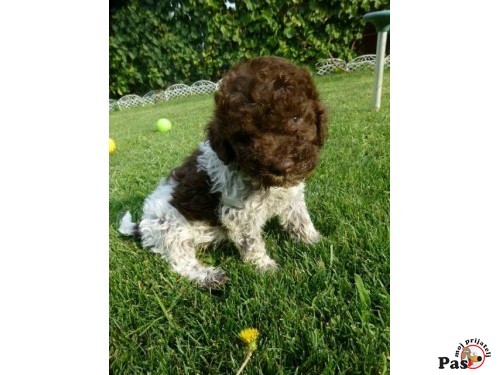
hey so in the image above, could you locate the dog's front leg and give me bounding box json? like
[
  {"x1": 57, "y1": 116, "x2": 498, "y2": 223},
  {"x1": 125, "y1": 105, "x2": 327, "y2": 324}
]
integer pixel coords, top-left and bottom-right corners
[
  {"x1": 278, "y1": 185, "x2": 321, "y2": 244},
  {"x1": 221, "y1": 206, "x2": 278, "y2": 271}
]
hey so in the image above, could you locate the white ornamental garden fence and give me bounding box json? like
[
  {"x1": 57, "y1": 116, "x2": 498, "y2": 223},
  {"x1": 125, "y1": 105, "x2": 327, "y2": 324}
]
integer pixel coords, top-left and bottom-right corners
[{"x1": 110, "y1": 55, "x2": 389, "y2": 112}]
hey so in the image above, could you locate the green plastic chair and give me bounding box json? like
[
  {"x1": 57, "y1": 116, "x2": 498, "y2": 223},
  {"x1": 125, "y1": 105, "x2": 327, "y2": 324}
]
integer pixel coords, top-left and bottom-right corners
[{"x1": 363, "y1": 10, "x2": 390, "y2": 111}]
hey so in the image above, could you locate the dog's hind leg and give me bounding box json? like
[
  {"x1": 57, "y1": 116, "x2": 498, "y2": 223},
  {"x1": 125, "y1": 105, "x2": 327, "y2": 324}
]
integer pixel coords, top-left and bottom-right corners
[
  {"x1": 168, "y1": 247, "x2": 228, "y2": 289},
  {"x1": 138, "y1": 181, "x2": 228, "y2": 289},
  {"x1": 140, "y1": 219, "x2": 228, "y2": 289}
]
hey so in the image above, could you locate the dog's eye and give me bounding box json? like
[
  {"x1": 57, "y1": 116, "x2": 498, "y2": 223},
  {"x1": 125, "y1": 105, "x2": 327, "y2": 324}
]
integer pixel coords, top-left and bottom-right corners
[
  {"x1": 234, "y1": 132, "x2": 250, "y2": 145},
  {"x1": 291, "y1": 115, "x2": 301, "y2": 124}
]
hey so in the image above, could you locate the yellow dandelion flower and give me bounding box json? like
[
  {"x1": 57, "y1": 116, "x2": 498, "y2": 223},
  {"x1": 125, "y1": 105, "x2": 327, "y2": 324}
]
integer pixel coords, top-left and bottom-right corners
[
  {"x1": 239, "y1": 328, "x2": 259, "y2": 345},
  {"x1": 236, "y1": 328, "x2": 260, "y2": 375}
]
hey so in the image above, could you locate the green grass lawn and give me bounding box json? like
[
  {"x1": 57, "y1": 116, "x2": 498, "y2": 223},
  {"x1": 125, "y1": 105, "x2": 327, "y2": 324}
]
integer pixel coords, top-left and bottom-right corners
[{"x1": 109, "y1": 70, "x2": 390, "y2": 374}]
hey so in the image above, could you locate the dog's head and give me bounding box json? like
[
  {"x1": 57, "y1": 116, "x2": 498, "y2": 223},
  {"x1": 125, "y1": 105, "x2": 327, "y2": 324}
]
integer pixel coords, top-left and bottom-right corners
[
  {"x1": 461, "y1": 347, "x2": 482, "y2": 363},
  {"x1": 208, "y1": 56, "x2": 328, "y2": 187}
]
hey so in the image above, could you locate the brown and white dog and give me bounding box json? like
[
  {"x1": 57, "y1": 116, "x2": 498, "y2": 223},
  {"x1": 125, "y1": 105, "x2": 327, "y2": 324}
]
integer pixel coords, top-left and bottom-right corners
[{"x1": 119, "y1": 56, "x2": 328, "y2": 288}]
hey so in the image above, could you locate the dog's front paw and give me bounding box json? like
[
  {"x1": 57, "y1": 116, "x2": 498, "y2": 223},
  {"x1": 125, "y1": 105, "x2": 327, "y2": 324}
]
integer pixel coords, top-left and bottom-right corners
[
  {"x1": 304, "y1": 229, "x2": 322, "y2": 244},
  {"x1": 290, "y1": 227, "x2": 321, "y2": 244},
  {"x1": 253, "y1": 255, "x2": 279, "y2": 273},
  {"x1": 198, "y1": 267, "x2": 229, "y2": 289}
]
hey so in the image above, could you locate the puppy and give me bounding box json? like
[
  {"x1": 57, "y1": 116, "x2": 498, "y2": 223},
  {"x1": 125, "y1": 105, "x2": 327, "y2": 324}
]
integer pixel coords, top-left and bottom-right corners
[{"x1": 119, "y1": 56, "x2": 328, "y2": 288}]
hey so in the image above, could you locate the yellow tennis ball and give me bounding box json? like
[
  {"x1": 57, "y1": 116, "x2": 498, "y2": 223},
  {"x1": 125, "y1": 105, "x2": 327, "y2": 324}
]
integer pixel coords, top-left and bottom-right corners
[
  {"x1": 156, "y1": 118, "x2": 172, "y2": 132},
  {"x1": 109, "y1": 138, "x2": 117, "y2": 154}
]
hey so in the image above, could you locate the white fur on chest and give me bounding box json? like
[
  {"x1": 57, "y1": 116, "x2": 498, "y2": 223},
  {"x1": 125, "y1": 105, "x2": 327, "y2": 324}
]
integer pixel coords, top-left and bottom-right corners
[{"x1": 197, "y1": 141, "x2": 305, "y2": 228}]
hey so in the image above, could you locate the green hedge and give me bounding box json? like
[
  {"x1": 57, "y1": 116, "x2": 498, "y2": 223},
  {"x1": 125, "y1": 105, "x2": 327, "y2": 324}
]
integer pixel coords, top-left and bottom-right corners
[{"x1": 109, "y1": 0, "x2": 389, "y2": 98}]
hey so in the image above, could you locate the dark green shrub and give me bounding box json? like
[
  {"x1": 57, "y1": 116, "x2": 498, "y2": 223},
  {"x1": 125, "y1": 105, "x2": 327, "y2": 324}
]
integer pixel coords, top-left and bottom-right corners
[{"x1": 109, "y1": 0, "x2": 388, "y2": 98}]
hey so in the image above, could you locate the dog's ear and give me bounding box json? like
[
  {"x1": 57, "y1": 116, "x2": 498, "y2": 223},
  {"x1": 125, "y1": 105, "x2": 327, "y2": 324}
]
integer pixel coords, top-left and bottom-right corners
[
  {"x1": 461, "y1": 348, "x2": 470, "y2": 360},
  {"x1": 314, "y1": 102, "x2": 329, "y2": 147},
  {"x1": 211, "y1": 80, "x2": 251, "y2": 163},
  {"x1": 207, "y1": 118, "x2": 235, "y2": 164}
]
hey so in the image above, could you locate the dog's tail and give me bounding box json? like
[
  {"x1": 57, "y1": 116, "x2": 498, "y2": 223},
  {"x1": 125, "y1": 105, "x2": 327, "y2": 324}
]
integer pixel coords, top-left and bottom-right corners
[{"x1": 119, "y1": 211, "x2": 141, "y2": 238}]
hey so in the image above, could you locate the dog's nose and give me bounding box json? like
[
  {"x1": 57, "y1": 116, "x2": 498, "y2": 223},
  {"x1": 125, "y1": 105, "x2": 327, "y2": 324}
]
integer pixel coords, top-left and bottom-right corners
[
  {"x1": 269, "y1": 160, "x2": 294, "y2": 175},
  {"x1": 476, "y1": 356, "x2": 482, "y2": 361}
]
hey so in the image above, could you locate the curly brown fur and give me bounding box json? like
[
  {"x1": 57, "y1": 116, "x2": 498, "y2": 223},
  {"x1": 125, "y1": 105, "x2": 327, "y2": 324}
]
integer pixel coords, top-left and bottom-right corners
[
  {"x1": 169, "y1": 150, "x2": 221, "y2": 226},
  {"x1": 208, "y1": 56, "x2": 328, "y2": 187}
]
